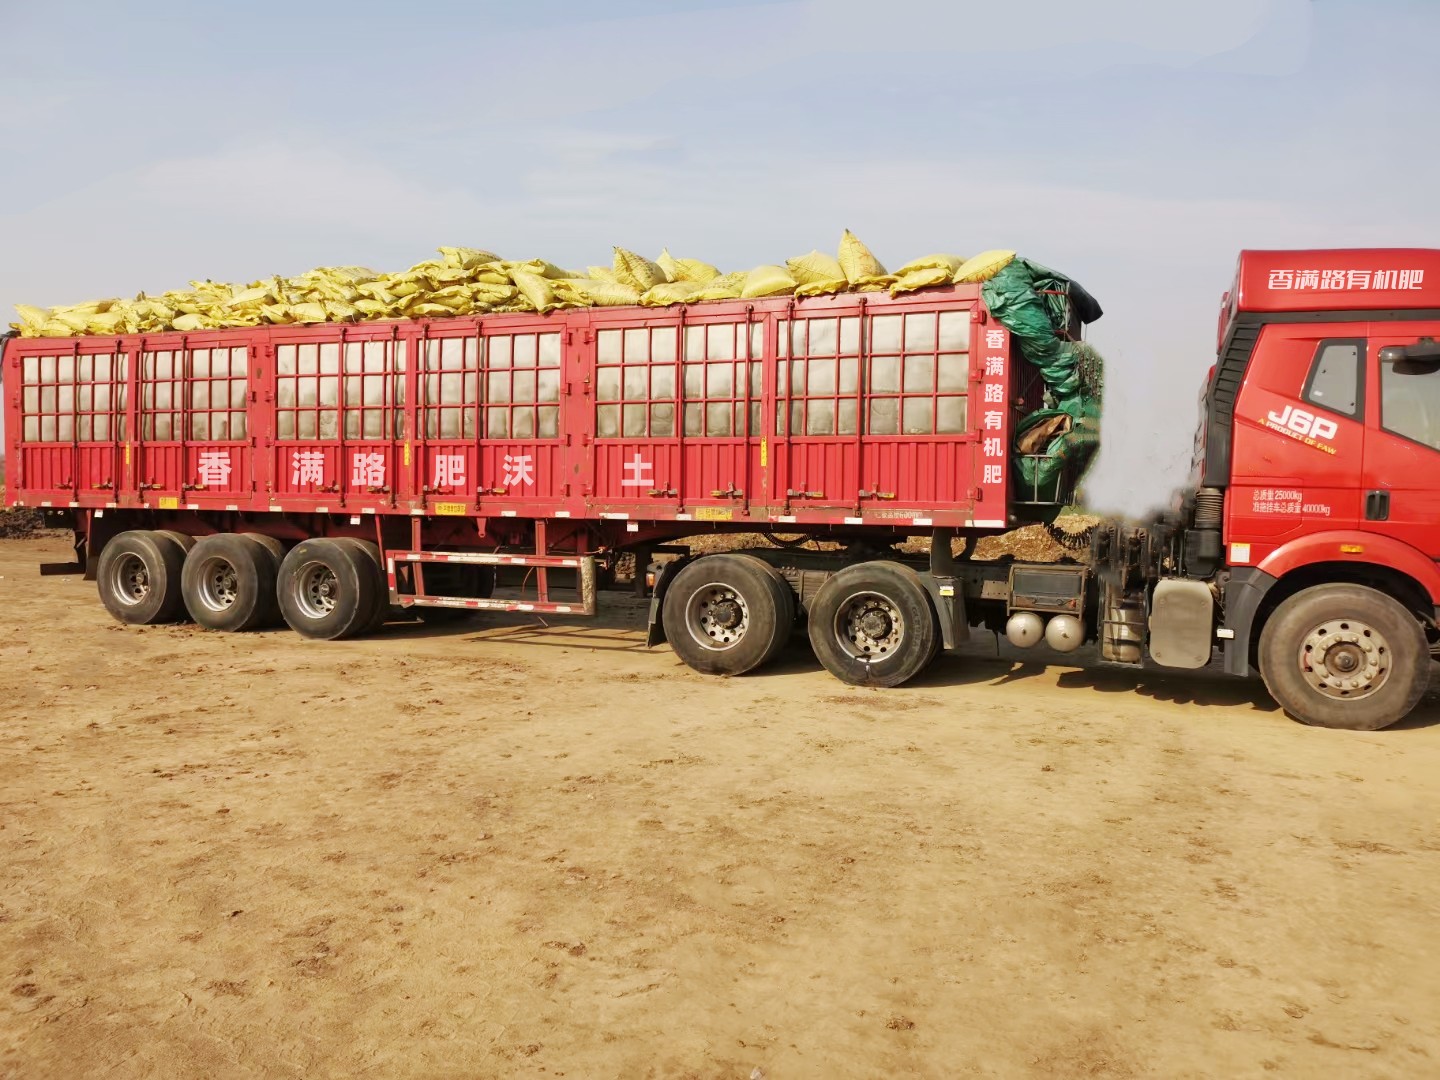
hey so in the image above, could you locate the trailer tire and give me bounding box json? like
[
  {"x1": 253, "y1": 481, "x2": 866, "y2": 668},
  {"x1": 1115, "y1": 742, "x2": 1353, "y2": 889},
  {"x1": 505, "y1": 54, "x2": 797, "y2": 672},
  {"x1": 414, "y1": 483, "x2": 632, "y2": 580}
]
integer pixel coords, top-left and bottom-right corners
[
  {"x1": 239, "y1": 533, "x2": 287, "y2": 626},
  {"x1": 753, "y1": 559, "x2": 797, "y2": 665},
  {"x1": 277, "y1": 538, "x2": 380, "y2": 641},
  {"x1": 662, "y1": 554, "x2": 790, "y2": 675},
  {"x1": 1258, "y1": 583, "x2": 1429, "y2": 731},
  {"x1": 96, "y1": 530, "x2": 188, "y2": 625},
  {"x1": 181, "y1": 533, "x2": 276, "y2": 633},
  {"x1": 152, "y1": 529, "x2": 196, "y2": 556},
  {"x1": 334, "y1": 538, "x2": 390, "y2": 634},
  {"x1": 807, "y1": 561, "x2": 938, "y2": 687}
]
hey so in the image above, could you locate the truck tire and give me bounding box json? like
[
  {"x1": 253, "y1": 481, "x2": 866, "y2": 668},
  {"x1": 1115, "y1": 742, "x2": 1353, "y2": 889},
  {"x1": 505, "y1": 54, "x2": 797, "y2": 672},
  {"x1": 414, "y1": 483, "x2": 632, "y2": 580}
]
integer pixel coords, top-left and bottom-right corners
[
  {"x1": 239, "y1": 532, "x2": 288, "y2": 627},
  {"x1": 807, "y1": 560, "x2": 938, "y2": 687},
  {"x1": 334, "y1": 537, "x2": 390, "y2": 634},
  {"x1": 96, "y1": 530, "x2": 188, "y2": 625},
  {"x1": 153, "y1": 529, "x2": 196, "y2": 556},
  {"x1": 277, "y1": 538, "x2": 380, "y2": 641},
  {"x1": 752, "y1": 559, "x2": 797, "y2": 665},
  {"x1": 1258, "y1": 583, "x2": 1429, "y2": 731},
  {"x1": 181, "y1": 533, "x2": 276, "y2": 633},
  {"x1": 662, "y1": 554, "x2": 791, "y2": 675}
]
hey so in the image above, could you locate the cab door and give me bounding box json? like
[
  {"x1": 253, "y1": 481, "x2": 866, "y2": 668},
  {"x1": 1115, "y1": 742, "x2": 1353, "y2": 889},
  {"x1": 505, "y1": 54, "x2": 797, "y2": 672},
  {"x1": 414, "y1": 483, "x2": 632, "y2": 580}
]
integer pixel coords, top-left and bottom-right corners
[
  {"x1": 1228, "y1": 331, "x2": 1365, "y2": 545},
  {"x1": 1360, "y1": 327, "x2": 1440, "y2": 558}
]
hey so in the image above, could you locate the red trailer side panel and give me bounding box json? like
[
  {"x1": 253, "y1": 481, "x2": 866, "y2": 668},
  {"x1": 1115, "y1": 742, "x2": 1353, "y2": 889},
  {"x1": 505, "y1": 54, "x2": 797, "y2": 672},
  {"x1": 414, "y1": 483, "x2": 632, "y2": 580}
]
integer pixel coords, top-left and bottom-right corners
[{"x1": 5, "y1": 286, "x2": 1021, "y2": 532}]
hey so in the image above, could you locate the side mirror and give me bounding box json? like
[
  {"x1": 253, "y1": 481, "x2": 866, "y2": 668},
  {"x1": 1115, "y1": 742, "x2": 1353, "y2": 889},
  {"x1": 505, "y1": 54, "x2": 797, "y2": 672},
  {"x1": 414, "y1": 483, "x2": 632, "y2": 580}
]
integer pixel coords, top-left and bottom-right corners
[{"x1": 1380, "y1": 338, "x2": 1440, "y2": 364}]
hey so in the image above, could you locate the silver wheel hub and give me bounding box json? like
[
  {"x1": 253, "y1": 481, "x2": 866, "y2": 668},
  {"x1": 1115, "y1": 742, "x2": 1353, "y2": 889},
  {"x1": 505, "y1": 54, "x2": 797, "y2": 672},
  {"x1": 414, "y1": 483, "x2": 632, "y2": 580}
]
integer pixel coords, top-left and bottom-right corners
[
  {"x1": 1301, "y1": 619, "x2": 1390, "y2": 701},
  {"x1": 836, "y1": 592, "x2": 905, "y2": 661},
  {"x1": 196, "y1": 556, "x2": 239, "y2": 612},
  {"x1": 297, "y1": 563, "x2": 340, "y2": 620},
  {"x1": 685, "y1": 584, "x2": 750, "y2": 650},
  {"x1": 112, "y1": 554, "x2": 150, "y2": 606}
]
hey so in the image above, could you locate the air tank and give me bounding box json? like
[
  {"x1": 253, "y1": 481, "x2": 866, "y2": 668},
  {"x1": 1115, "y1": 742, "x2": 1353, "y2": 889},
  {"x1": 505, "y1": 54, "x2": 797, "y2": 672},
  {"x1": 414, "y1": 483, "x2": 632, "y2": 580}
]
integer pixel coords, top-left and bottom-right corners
[
  {"x1": 1005, "y1": 611, "x2": 1044, "y2": 648},
  {"x1": 1044, "y1": 614, "x2": 1084, "y2": 653}
]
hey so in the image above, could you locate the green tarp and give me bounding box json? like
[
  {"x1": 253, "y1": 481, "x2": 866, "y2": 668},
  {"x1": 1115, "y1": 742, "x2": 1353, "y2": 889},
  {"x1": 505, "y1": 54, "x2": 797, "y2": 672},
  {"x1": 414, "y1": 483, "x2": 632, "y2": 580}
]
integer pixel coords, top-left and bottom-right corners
[{"x1": 981, "y1": 258, "x2": 1104, "y2": 507}]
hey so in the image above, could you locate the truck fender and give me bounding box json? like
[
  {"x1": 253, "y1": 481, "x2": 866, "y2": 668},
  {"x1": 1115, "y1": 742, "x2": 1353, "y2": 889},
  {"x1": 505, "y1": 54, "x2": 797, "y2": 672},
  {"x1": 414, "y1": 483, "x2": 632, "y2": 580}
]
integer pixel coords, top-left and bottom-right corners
[
  {"x1": 1257, "y1": 530, "x2": 1440, "y2": 603},
  {"x1": 645, "y1": 555, "x2": 692, "y2": 648},
  {"x1": 1223, "y1": 531, "x2": 1440, "y2": 676}
]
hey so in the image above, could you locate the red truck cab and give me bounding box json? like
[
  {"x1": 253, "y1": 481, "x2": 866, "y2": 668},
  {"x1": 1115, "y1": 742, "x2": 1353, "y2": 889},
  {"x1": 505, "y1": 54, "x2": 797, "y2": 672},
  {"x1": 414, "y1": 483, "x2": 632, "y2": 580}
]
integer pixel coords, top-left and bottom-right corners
[{"x1": 1195, "y1": 250, "x2": 1440, "y2": 726}]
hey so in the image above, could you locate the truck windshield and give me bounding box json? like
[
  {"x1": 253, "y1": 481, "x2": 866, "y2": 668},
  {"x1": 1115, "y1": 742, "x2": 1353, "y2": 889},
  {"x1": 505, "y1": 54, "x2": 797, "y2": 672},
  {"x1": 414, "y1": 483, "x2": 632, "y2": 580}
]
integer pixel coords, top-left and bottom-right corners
[{"x1": 1381, "y1": 357, "x2": 1440, "y2": 451}]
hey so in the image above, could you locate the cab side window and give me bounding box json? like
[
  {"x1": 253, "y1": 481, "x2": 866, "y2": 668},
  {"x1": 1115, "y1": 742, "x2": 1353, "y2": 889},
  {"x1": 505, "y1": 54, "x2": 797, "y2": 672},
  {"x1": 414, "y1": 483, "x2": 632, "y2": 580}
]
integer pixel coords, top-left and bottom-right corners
[
  {"x1": 1381, "y1": 353, "x2": 1440, "y2": 451},
  {"x1": 1303, "y1": 340, "x2": 1362, "y2": 417}
]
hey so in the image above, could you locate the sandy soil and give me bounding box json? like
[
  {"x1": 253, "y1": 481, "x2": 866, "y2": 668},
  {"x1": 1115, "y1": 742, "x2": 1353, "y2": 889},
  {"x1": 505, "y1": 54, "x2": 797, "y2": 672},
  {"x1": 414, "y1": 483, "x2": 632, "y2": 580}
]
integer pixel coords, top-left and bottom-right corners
[{"x1": 2, "y1": 534, "x2": 1439, "y2": 1079}]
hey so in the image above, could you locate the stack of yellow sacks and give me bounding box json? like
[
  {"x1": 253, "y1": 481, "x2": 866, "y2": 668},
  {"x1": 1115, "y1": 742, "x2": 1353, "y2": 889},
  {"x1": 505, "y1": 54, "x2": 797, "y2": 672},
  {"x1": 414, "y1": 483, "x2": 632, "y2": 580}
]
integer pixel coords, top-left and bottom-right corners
[{"x1": 10, "y1": 232, "x2": 1017, "y2": 339}]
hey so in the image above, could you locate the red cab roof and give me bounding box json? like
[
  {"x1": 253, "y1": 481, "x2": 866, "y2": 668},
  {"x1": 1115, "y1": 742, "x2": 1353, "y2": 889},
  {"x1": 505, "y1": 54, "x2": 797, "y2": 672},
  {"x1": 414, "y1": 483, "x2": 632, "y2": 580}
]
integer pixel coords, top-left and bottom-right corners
[{"x1": 1232, "y1": 248, "x2": 1440, "y2": 314}]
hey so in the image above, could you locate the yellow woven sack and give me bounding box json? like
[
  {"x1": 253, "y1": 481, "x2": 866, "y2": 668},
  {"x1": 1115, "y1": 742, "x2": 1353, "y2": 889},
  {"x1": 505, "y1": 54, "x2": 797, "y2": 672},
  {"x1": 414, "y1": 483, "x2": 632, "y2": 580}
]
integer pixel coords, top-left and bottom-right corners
[
  {"x1": 438, "y1": 246, "x2": 502, "y2": 269},
  {"x1": 469, "y1": 283, "x2": 519, "y2": 306},
  {"x1": 690, "y1": 271, "x2": 746, "y2": 301},
  {"x1": 353, "y1": 299, "x2": 391, "y2": 318},
  {"x1": 85, "y1": 310, "x2": 129, "y2": 334},
  {"x1": 891, "y1": 266, "x2": 954, "y2": 295},
  {"x1": 954, "y1": 250, "x2": 1016, "y2": 283},
  {"x1": 837, "y1": 229, "x2": 888, "y2": 284},
  {"x1": 672, "y1": 257, "x2": 720, "y2": 283},
  {"x1": 741, "y1": 265, "x2": 796, "y2": 299},
  {"x1": 654, "y1": 250, "x2": 720, "y2": 284},
  {"x1": 898, "y1": 254, "x2": 964, "y2": 276},
  {"x1": 291, "y1": 302, "x2": 328, "y2": 324},
  {"x1": 511, "y1": 271, "x2": 560, "y2": 312},
  {"x1": 508, "y1": 259, "x2": 570, "y2": 281},
  {"x1": 612, "y1": 247, "x2": 669, "y2": 291},
  {"x1": 641, "y1": 280, "x2": 706, "y2": 306},
  {"x1": 787, "y1": 250, "x2": 845, "y2": 285},
  {"x1": 173, "y1": 313, "x2": 209, "y2": 332},
  {"x1": 794, "y1": 278, "x2": 849, "y2": 297},
  {"x1": 554, "y1": 279, "x2": 642, "y2": 307},
  {"x1": 586, "y1": 265, "x2": 618, "y2": 283},
  {"x1": 13, "y1": 304, "x2": 49, "y2": 335}
]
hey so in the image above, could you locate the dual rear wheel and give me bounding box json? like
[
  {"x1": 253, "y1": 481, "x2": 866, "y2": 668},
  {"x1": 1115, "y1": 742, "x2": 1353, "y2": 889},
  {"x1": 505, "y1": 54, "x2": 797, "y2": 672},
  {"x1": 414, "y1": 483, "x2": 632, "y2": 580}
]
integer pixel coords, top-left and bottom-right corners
[
  {"x1": 97, "y1": 530, "x2": 393, "y2": 640},
  {"x1": 662, "y1": 554, "x2": 941, "y2": 687}
]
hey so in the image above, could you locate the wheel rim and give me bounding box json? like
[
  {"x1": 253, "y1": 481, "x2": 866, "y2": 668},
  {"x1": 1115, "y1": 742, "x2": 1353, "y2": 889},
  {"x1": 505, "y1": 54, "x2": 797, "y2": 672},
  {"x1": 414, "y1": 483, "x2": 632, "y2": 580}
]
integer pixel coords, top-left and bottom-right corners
[
  {"x1": 109, "y1": 554, "x2": 151, "y2": 607},
  {"x1": 194, "y1": 555, "x2": 240, "y2": 613},
  {"x1": 834, "y1": 590, "x2": 905, "y2": 662},
  {"x1": 1299, "y1": 617, "x2": 1390, "y2": 701},
  {"x1": 296, "y1": 562, "x2": 340, "y2": 621},
  {"x1": 683, "y1": 582, "x2": 750, "y2": 650}
]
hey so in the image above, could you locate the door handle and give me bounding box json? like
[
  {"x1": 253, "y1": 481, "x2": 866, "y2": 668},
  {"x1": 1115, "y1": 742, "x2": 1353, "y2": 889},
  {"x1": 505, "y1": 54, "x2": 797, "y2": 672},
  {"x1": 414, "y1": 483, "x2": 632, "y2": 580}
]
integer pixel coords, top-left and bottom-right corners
[{"x1": 1365, "y1": 489, "x2": 1390, "y2": 521}]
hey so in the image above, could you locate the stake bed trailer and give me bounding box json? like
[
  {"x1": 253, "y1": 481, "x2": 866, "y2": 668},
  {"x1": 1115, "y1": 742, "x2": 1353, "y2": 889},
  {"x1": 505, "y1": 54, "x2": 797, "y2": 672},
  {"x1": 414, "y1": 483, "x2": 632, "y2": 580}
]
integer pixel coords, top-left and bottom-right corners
[{"x1": 8, "y1": 250, "x2": 1440, "y2": 729}]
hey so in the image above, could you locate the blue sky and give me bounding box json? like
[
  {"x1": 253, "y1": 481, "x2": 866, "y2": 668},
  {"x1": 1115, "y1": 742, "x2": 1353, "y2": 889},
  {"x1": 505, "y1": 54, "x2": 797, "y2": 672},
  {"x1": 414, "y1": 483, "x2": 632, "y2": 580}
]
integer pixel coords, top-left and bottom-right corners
[{"x1": 4, "y1": 0, "x2": 1438, "y2": 513}]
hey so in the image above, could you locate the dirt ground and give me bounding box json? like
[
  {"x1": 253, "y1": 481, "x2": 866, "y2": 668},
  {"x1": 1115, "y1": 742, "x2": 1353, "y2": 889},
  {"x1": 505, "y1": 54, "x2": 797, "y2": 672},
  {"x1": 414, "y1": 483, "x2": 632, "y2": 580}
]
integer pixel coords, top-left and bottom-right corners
[{"x1": 3, "y1": 535, "x2": 1439, "y2": 1079}]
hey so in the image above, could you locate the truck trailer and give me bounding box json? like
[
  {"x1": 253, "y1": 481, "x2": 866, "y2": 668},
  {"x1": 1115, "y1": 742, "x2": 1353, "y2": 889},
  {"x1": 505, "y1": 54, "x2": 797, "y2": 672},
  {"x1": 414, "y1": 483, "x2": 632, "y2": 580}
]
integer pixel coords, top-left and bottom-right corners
[{"x1": 6, "y1": 248, "x2": 1440, "y2": 730}]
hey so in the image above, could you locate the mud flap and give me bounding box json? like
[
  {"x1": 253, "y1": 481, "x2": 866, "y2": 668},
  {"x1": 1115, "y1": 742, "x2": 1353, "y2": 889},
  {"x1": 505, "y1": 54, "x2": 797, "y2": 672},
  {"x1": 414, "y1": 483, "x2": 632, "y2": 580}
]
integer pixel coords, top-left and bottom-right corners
[{"x1": 645, "y1": 556, "x2": 691, "y2": 647}]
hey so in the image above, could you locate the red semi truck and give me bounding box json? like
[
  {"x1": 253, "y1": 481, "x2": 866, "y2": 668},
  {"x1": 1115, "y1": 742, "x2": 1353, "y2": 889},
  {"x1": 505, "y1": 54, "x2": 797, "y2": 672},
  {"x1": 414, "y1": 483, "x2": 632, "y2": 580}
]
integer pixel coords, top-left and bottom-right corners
[{"x1": 6, "y1": 248, "x2": 1440, "y2": 730}]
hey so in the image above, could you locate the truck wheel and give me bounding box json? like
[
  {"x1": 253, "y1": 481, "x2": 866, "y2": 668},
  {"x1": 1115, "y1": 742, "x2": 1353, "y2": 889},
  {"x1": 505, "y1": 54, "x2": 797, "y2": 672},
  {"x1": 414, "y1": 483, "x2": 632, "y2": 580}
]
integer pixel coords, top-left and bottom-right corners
[
  {"x1": 96, "y1": 530, "x2": 188, "y2": 625},
  {"x1": 181, "y1": 534, "x2": 276, "y2": 632},
  {"x1": 277, "y1": 538, "x2": 380, "y2": 641},
  {"x1": 807, "y1": 561, "x2": 938, "y2": 687},
  {"x1": 334, "y1": 537, "x2": 390, "y2": 634},
  {"x1": 662, "y1": 554, "x2": 790, "y2": 675},
  {"x1": 239, "y1": 533, "x2": 287, "y2": 626},
  {"x1": 1258, "y1": 584, "x2": 1429, "y2": 730}
]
